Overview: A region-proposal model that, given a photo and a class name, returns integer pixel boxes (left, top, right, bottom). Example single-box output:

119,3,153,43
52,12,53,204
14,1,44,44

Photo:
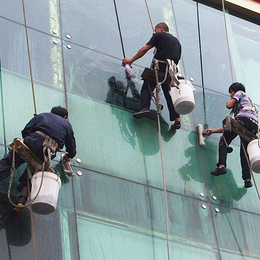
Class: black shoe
244,180,253,188
133,109,150,119
211,167,227,176
171,121,181,130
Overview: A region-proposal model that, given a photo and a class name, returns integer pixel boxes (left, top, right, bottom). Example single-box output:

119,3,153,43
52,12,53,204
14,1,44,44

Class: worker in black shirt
122,22,182,129
0,106,77,204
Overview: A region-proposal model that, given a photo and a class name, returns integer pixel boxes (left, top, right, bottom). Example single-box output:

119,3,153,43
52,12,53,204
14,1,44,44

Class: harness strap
166,59,180,87
35,131,58,170
222,117,257,143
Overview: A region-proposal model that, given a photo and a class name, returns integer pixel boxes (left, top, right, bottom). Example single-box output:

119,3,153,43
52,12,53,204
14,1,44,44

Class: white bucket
169,79,195,115
247,139,260,173
31,171,61,215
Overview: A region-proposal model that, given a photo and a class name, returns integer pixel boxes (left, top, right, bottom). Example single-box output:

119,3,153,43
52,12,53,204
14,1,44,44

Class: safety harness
141,58,180,114
35,131,58,170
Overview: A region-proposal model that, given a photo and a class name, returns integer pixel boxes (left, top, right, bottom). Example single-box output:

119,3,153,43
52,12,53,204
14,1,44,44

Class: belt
155,59,168,64
249,117,258,125
236,117,258,126
35,131,47,138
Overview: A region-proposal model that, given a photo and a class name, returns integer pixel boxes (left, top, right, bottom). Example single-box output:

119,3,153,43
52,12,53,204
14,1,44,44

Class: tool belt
222,117,257,143
36,131,58,170
141,59,180,87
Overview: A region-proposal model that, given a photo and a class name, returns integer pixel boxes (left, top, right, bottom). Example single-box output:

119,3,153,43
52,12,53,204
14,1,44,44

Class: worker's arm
203,127,224,136
226,98,237,109
122,44,153,65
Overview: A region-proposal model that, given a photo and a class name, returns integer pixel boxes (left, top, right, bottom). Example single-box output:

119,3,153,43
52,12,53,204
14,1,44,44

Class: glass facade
1,0,260,259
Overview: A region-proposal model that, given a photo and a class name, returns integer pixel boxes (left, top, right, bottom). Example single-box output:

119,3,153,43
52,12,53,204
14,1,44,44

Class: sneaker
171,121,181,130
244,180,253,188
211,167,227,176
133,108,150,119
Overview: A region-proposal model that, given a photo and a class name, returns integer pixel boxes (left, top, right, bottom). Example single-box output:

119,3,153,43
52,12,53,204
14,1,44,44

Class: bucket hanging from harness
169,79,195,115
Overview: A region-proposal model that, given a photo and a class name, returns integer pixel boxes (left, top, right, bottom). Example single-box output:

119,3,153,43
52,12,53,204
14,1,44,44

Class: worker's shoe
17,195,27,206
244,180,253,188
133,109,150,119
211,167,226,176
171,121,181,130
13,195,27,212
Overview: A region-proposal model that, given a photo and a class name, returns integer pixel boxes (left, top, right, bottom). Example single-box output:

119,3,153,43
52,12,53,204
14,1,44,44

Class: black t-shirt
147,32,181,65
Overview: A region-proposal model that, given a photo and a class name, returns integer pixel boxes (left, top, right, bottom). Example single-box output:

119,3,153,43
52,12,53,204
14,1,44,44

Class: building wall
0,0,260,259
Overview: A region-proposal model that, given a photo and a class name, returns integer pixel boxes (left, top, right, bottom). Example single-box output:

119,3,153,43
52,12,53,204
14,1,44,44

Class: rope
196,2,207,126
154,68,171,260
7,141,42,260
28,174,38,260
221,0,234,82
113,0,126,58
21,0,37,115
7,140,46,209
144,0,154,31
141,3,171,256
241,141,260,200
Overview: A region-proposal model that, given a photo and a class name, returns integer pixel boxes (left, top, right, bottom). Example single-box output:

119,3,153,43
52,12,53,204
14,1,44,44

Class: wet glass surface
0,0,260,259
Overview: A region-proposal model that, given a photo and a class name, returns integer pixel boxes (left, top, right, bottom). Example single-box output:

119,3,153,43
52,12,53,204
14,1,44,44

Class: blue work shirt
22,113,77,158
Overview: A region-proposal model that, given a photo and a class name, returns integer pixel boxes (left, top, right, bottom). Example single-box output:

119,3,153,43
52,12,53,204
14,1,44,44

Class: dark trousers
140,78,180,121
218,117,258,180
0,133,45,188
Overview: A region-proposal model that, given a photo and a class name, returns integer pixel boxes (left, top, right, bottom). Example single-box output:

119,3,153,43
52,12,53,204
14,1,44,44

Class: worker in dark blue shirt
0,106,77,204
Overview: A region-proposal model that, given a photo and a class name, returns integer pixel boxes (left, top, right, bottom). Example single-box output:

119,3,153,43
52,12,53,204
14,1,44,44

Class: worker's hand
63,154,71,162
203,129,212,136
122,58,132,66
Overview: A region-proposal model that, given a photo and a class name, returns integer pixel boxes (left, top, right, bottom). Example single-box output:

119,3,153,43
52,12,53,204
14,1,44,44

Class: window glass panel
226,13,260,105
214,206,260,258
27,29,64,89
60,0,123,57
24,0,60,36
0,18,63,90
77,215,218,260
0,0,23,23
75,168,218,259
113,0,153,67
68,91,201,201
193,87,229,129
199,4,233,93
172,0,202,86
0,19,29,76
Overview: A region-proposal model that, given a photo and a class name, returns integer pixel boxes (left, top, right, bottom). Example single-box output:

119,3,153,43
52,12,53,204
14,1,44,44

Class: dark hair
51,106,68,118
228,82,245,93
155,22,169,32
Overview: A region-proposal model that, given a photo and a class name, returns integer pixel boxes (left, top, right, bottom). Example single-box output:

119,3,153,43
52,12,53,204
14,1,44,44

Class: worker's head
155,22,169,33
51,106,68,119
228,82,245,94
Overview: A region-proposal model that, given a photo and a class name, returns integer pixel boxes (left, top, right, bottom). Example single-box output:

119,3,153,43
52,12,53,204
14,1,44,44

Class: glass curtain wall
0,0,260,259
